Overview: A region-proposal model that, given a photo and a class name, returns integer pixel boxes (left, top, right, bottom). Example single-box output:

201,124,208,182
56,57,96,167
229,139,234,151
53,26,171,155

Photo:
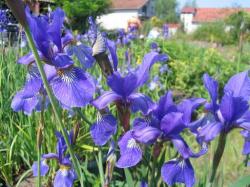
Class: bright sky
177,0,250,8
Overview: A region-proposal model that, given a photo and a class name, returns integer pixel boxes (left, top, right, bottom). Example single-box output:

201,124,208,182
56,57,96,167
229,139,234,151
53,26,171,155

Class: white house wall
97,10,139,30
180,13,197,33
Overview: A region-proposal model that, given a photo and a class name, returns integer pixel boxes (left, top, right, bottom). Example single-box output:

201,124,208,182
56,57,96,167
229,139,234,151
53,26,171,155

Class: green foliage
54,0,110,31
1,39,250,186
155,0,178,23
192,22,234,45
226,11,250,43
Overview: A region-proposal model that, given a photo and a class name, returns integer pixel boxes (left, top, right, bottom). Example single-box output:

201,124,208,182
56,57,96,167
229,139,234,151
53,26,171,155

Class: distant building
180,7,250,33
97,0,155,30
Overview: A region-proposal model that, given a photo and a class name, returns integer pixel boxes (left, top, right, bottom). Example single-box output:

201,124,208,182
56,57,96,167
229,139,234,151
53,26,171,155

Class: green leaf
230,175,250,187
124,168,134,187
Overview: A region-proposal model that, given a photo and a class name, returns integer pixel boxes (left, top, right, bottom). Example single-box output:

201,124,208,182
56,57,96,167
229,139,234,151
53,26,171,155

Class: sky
177,0,250,8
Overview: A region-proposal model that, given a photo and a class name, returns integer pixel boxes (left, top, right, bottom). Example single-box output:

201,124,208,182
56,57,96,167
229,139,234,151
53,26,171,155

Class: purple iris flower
15,8,95,108
116,28,130,46
90,113,117,146
162,24,169,38
11,64,54,115
197,72,250,142
32,131,77,187
92,51,168,115
0,9,8,32
150,42,160,53
161,158,195,187
116,91,206,170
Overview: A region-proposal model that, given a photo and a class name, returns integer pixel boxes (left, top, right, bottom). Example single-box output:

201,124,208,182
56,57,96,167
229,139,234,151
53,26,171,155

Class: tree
155,0,178,23
226,11,250,53
54,0,110,31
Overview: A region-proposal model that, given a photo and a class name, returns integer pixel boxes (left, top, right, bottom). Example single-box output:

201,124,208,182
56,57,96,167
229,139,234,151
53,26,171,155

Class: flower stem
209,132,227,185
23,26,83,187
36,141,41,187
98,147,105,186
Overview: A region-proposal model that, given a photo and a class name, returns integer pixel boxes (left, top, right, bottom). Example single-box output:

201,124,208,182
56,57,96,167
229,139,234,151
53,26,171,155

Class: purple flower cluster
32,131,77,187
0,9,8,32
11,8,95,115
10,5,250,187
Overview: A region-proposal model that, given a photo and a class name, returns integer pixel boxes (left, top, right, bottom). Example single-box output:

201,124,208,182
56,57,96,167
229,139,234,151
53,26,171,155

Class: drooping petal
92,91,122,109
161,159,195,187
17,51,44,65
128,93,155,115
11,73,42,115
116,131,142,168
53,168,77,187
154,91,177,120
135,52,168,87
32,159,49,177
171,135,208,159
90,114,117,146
177,98,205,125
202,73,219,113
224,71,250,101
160,112,185,135
107,72,138,97
132,123,161,144
197,122,223,142
50,67,95,107
11,91,39,115
42,153,58,159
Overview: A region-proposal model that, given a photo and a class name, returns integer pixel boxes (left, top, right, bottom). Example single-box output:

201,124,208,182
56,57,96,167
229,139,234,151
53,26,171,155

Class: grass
0,38,250,186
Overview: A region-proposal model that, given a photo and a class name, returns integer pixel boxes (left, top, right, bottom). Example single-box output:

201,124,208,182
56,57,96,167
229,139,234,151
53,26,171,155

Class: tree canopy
155,0,178,23
54,0,110,31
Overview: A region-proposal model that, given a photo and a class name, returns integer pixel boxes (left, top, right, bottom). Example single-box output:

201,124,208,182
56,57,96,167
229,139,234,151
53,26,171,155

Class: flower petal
132,124,161,144
160,112,185,135
106,39,118,71
198,122,223,142
116,131,142,168
107,72,138,97
129,93,155,115
53,54,74,69
92,91,122,109
177,98,205,125
135,52,168,87
54,168,77,187
32,159,49,177
90,114,117,146
48,8,65,52
154,91,177,120
171,135,207,159
241,130,250,155
51,67,95,107
224,70,250,101
161,159,195,187
203,73,219,113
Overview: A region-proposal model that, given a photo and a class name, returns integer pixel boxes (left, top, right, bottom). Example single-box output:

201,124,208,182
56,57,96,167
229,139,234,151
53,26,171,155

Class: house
97,0,155,30
180,7,250,33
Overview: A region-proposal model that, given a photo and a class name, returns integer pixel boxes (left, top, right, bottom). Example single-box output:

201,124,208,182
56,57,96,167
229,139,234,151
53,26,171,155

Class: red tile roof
111,0,149,10
181,7,196,14
193,8,250,23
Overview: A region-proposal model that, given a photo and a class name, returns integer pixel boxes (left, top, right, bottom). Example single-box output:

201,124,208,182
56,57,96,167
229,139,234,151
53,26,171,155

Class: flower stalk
23,24,83,187
209,132,227,185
